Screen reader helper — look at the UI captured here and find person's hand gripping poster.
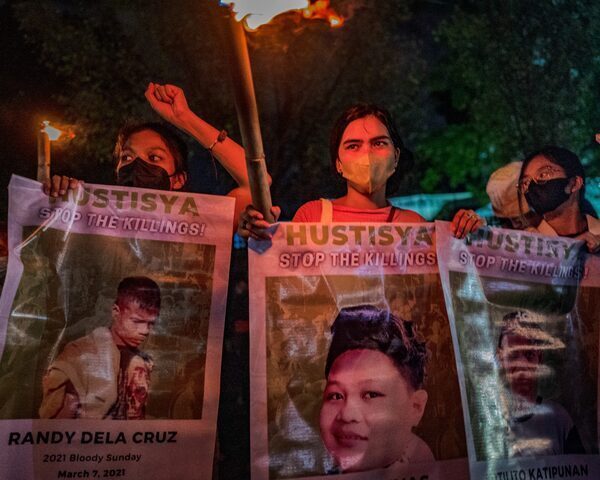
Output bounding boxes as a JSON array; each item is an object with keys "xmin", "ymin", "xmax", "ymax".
[{"xmin": 0, "ymin": 175, "xmax": 234, "ymax": 479}]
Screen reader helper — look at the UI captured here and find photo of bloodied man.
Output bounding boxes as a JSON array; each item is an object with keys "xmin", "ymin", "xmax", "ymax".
[
  {"xmin": 496, "ymin": 310, "xmax": 585, "ymax": 457},
  {"xmin": 319, "ymin": 305, "xmax": 433, "ymax": 473},
  {"xmin": 39, "ymin": 276, "xmax": 160, "ymax": 419}
]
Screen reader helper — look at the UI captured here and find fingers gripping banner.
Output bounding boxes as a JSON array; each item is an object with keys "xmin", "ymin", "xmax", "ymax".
[
  {"xmin": 436, "ymin": 221, "xmax": 600, "ymax": 480},
  {"xmin": 249, "ymin": 222, "xmax": 469, "ymax": 480},
  {"xmin": 0, "ymin": 175, "xmax": 234, "ymax": 479}
]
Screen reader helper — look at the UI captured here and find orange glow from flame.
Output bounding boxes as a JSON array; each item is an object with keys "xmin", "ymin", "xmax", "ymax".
[
  {"xmin": 223, "ymin": 0, "xmax": 343, "ymax": 30},
  {"xmin": 40, "ymin": 120, "xmax": 75, "ymax": 142},
  {"xmin": 303, "ymin": 0, "xmax": 343, "ymax": 28},
  {"xmin": 41, "ymin": 121, "xmax": 63, "ymax": 141}
]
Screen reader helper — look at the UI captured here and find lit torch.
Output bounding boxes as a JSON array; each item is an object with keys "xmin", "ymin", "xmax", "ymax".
[
  {"xmin": 37, "ymin": 120, "xmax": 75, "ymax": 183},
  {"xmin": 219, "ymin": 0, "xmax": 342, "ymax": 222}
]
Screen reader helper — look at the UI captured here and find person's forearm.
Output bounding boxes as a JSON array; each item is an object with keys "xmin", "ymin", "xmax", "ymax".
[{"xmin": 175, "ymin": 111, "xmax": 250, "ymax": 187}]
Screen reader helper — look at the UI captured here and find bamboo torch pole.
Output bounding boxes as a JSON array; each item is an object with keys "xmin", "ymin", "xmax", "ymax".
[
  {"xmin": 226, "ymin": 13, "xmax": 275, "ymax": 223},
  {"xmin": 37, "ymin": 126, "xmax": 51, "ymax": 183}
]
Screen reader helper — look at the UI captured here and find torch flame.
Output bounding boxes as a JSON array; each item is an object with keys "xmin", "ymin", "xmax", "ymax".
[
  {"xmin": 41, "ymin": 121, "xmax": 63, "ymax": 141},
  {"xmin": 223, "ymin": 0, "xmax": 309, "ymax": 30},
  {"xmin": 222, "ymin": 0, "xmax": 343, "ymax": 30},
  {"xmin": 303, "ymin": 0, "xmax": 344, "ymax": 28}
]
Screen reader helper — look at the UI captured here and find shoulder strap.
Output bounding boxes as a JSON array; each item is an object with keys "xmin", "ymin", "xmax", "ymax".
[
  {"xmin": 386, "ymin": 206, "xmax": 398, "ymax": 223},
  {"xmin": 320, "ymin": 198, "xmax": 333, "ymax": 222}
]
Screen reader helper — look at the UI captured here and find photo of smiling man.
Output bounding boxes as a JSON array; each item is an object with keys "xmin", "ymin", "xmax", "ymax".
[
  {"xmin": 39, "ymin": 276, "xmax": 160, "ymax": 419},
  {"xmin": 319, "ymin": 305, "xmax": 433, "ymax": 473},
  {"xmin": 258, "ymin": 271, "xmax": 467, "ymax": 480}
]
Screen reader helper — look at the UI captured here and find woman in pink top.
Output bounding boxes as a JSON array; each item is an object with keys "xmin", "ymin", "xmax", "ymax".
[{"xmin": 238, "ymin": 104, "xmax": 483, "ymax": 238}]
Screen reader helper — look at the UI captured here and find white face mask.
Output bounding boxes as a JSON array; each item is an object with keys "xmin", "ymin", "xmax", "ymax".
[{"xmin": 339, "ymin": 152, "xmax": 397, "ymax": 195}]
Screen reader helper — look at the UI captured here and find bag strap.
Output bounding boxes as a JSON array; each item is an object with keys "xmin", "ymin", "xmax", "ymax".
[
  {"xmin": 320, "ymin": 198, "xmax": 333, "ymax": 222},
  {"xmin": 386, "ymin": 206, "xmax": 398, "ymax": 222}
]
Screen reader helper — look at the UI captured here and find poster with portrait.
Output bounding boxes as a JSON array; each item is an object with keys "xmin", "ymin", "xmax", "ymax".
[
  {"xmin": 436, "ymin": 221, "xmax": 600, "ymax": 480},
  {"xmin": 0, "ymin": 175, "xmax": 234, "ymax": 479},
  {"xmin": 249, "ymin": 222, "xmax": 469, "ymax": 480}
]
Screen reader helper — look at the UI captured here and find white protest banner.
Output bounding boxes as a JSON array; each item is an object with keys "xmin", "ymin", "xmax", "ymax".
[
  {"xmin": 0, "ymin": 175, "xmax": 234, "ymax": 479},
  {"xmin": 436, "ymin": 221, "xmax": 599, "ymax": 480},
  {"xmin": 249, "ymin": 222, "xmax": 469, "ymax": 480}
]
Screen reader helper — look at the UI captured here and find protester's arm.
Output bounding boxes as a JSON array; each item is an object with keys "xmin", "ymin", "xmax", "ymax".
[
  {"xmin": 146, "ymin": 83, "xmax": 269, "ymax": 189},
  {"xmin": 237, "ymin": 204, "xmax": 281, "ymax": 240},
  {"xmin": 450, "ymin": 209, "xmax": 486, "ymax": 239},
  {"xmin": 42, "ymin": 175, "xmax": 82, "ymax": 197}
]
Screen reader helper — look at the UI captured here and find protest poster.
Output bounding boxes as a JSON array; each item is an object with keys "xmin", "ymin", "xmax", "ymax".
[
  {"xmin": 248, "ymin": 222, "xmax": 469, "ymax": 480},
  {"xmin": 0, "ymin": 175, "xmax": 234, "ymax": 479},
  {"xmin": 436, "ymin": 221, "xmax": 600, "ymax": 480}
]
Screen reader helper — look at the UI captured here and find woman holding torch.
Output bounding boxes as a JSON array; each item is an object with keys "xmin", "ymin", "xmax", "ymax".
[{"xmin": 237, "ymin": 103, "xmax": 483, "ymax": 238}]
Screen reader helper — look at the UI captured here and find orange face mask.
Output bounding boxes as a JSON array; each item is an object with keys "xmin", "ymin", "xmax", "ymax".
[{"xmin": 339, "ymin": 153, "xmax": 397, "ymax": 195}]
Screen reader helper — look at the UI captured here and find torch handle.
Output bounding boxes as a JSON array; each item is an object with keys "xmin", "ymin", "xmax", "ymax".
[
  {"xmin": 37, "ymin": 130, "xmax": 50, "ymax": 183},
  {"xmin": 246, "ymin": 156, "xmax": 274, "ymax": 221},
  {"xmin": 227, "ymin": 13, "xmax": 275, "ymax": 223}
]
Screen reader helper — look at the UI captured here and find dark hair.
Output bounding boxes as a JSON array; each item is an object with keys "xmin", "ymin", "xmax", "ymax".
[
  {"xmin": 115, "ymin": 276, "xmax": 161, "ymax": 313},
  {"xmin": 329, "ymin": 104, "xmax": 412, "ymax": 196},
  {"xmin": 518, "ymin": 145, "xmax": 586, "ymax": 213},
  {"xmin": 497, "ymin": 310, "xmax": 545, "ymax": 350},
  {"xmin": 325, "ymin": 305, "xmax": 427, "ymax": 390},
  {"xmin": 113, "ymin": 122, "xmax": 189, "ymax": 175}
]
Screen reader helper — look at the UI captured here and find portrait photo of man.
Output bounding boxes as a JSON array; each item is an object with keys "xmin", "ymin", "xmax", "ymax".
[
  {"xmin": 496, "ymin": 310, "xmax": 585, "ymax": 457},
  {"xmin": 319, "ymin": 305, "xmax": 433, "ymax": 473},
  {"xmin": 39, "ymin": 276, "xmax": 160, "ymax": 419}
]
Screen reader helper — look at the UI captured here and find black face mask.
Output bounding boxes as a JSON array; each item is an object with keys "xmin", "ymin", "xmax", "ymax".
[
  {"xmin": 116, "ymin": 158, "xmax": 171, "ymax": 191},
  {"xmin": 525, "ymin": 178, "xmax": 571, "ymax": 215}
]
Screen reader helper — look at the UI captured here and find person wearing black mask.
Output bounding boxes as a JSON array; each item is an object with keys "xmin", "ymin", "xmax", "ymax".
[
  {"xmin": 43, "ymin": 83, "xmax": 255, "ymax": 231},
  {"xmin": 517, "ymin": 146, "xmax": 599, "ymax": 252},
  {"xmin": 112, "ymin": 121, "xmax": 189, "ymax": 191}
]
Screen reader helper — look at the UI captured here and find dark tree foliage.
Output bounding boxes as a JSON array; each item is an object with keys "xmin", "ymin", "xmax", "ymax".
[
  {"xmin": 10, "ymin": 0, "xmax": 233, "ymax": 186},
  {"xmin": 6, "ymin": 0, "xmax": 599, "ymax": 213},
  {"xmin": 420, "ymin": 0, "xmax": 600, "ymax": 201},
  {"xmin": 10, "ymin": 0, "xmax": 431, "ymax": 217}
]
